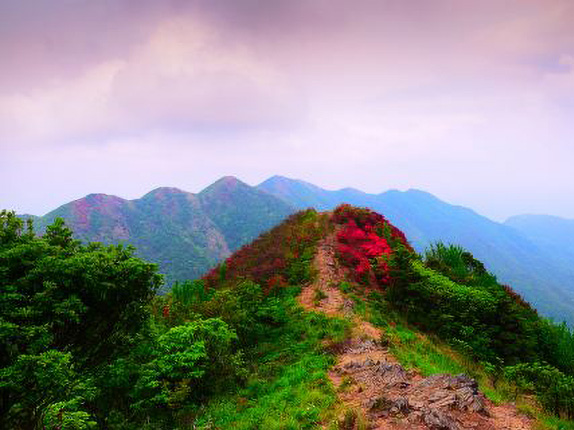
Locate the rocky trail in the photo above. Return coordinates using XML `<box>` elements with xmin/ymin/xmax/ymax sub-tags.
<box><xmin>298</xmin><ymin>231</ymin><xmax>534</xmax><ymax>430</ymax></box>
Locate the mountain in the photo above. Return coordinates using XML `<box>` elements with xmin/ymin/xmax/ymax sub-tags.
<box><xmin>19</xmin><ymin>175</ymin><xmax>574</xmax><ymax>323</ymax></box>
<box><xmin>30</xmin><ymin>177</ymin><xmax>296</xmax><ymax>286</ymax></box>
<box><xmin>259</xmin><ymin>175</ymin><xmax>374</xmax><ymax>209</ymax></box>
<box><xmin>198</xmin><ymin>176</ymin><xmax>295</xmax><ymax>251</ymax></box>
<box><xmin>258</xmin><ymin>176</ymin><xmax>574</xmax><ymax>324</ymax></box>
<box><xmin>506</xmin><ymin>214</ymin><xmax>574</xmax><ymax>261</ymax></box>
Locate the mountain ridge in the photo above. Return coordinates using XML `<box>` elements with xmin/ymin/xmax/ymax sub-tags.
<box><xmin>7</xmin><ymin>205</ymin><xmax>574</xmax><ymax>428</ymax></box>
<box><xmin>256</xmin><ymin>176</ymin><xmax>574</xmax><ymax>325</ymax></box>
<box><xmin>28</xmin><ymin>176</ymin><xmax>296</xmax><ymax>286</ymax></box>
<box><xmin>196</xmin><ymin>204</ymin><xmax>574</xmax><ymax>428</ymax></box>
<box><xmin>16</xmin><ymin>175</ymin><xmax>574</xmax><ymax>324</ymax></box>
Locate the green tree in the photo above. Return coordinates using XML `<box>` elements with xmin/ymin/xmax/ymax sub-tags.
<box><xmin>132</xmin><ymin>318</ymin><xmax>244</xmax><ymax>422</ymax></box>
<box><xmin>0</xmin><ymin>211</ymin><xmax>162</xmax><ymax>428</ymax></box>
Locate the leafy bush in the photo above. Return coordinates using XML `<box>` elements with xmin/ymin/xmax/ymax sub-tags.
<box><xmin>424</xmin><ymin>242</ymin><xmax>493</xmax><ymax>286</ymax></box>
<box><xmin>132</xmin><ymin>318</ymin><xmax>244</xmax><ymax>414</ymax></box>
<box><xmin>0</xmin><ymin>210</ymin><xmax>161</xmax><ymax>429</ymax></box>
<box><xmin>0</xmin><ymin>350</ymin><xmax>95</xmax><ymax>429</ymax></box>
<box><xmin>42</xmin><ymin>399</ymin><xmax>97</xmax><ymax>430</ymax></box>
<box><xmin>388</xmin><ymin>257</ymin><xmax>544</xmax><ymax>364</ymax></box>
<box><xmin>171</xmin><ymin>279</ymin><xmax>213</xmax><ymax>306</ymax></box>
<box><xmin>505</xmin><ymin>362</ymin><xmax>574</xmax><ymax>418</ymax></box>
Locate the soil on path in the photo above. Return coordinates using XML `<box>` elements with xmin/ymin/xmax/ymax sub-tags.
<box><xmin>299</xmin><ymin>230</ymin><xmax>534</xmax><ymax>430</ymax></box>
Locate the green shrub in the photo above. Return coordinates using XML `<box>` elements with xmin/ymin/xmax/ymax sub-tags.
<box><xmin>132</xmin><ymin>318</ymin><xmax>244</xmax><ymax>414</ymax></box>
<box><xmin>0</xmin><ymin>211</ymin><xmax>161</xmax><ymax>429</ymax></box>
<box><xmin>505</xmin><ymin>362</ymin><xmax>574</xmax><ymax>418</ymax></box>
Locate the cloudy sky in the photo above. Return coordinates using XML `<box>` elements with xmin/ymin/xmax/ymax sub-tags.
<box><xmin>1</xmin><ymin>0</ymin><xmax>573</xmax><ymax>221</ymax></box>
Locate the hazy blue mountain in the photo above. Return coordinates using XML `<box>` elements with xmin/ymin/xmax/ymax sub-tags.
<box><xmin>30</xmin><ymin>178</ymin><xmax>296</xmax><ymax>286</ymax></box>
<box><xmin>506</xmin><ymin>214</ymin><xmax>574</xmax><ymax>260</ymax></box>
<box><xmin>257</xmin><ymin>176</ymin><xmax>370</xmax><ymax>211</ymax></box>
<box><xmin>259</xmin><ymin>175</ymin><xmax>374</xmax><ymax>209</ymax></box>
<box><xmin>258</xmin><ymin>176</ymin><xmax>574</xmax><ymax>324</ymax></box>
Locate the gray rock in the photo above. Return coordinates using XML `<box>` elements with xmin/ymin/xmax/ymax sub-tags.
<box><xmin>365</xmin><ymin>396</ymin><xmax>410</xmax><ymax>417</ymax></box>
<box><xmin>422</xmin><ymin>408</ymin><xmax>460</xmax><ymax>430</ymax></box>
<box><xmin>417</xmin><ymin>373</ymin><xmax>487</xmax><ymax>415</ymax></box>
<box><xmin>343</xmin><ymin>360</ymin><xmax>363</xmax><ymax>370</ymax></box>
<box><xmin>375</xmin><ymin>363</ymin><xmax>410</xmax><ymax>388</ymax></box>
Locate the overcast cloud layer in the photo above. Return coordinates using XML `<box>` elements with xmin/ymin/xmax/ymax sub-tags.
<box><xmin>1</xmin><ymin>0</ymin><xmax>573</xmax><ymax>220</ymax></box>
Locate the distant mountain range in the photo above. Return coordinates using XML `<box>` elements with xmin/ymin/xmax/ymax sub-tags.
<box><xmin>505</xmin><ymin>214</ymin><xmax>574</xmax><ymax>264</ymax></box>
<box><xmin>26</xmin><ymin>176</ymin><xmax>295</xmax><ymax>287</ymax></box>
<box><xmin>18</xmin><ymin>175</ymin><xmax>574</xmax><ymax>324</ymax></box>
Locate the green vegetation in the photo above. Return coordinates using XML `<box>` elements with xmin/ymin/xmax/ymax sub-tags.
<box><xmin>335</xmin><ymin>409</ymin><xmax>369</xmax><ymax>430</ymax></box>
<box><xmin>190</xmin><ymin>293</ymin><xmax>349</xmax><ymax>429</ymax></box>
<box><xmin>4</xmin><ymin>203</ymin><xmax>574</xmax><ymax>429</ymax></box>
<box><xmin>385</xmin><ymin>242</ymin><xmax>574</xmax><ymax>419</ymax></box>
<box><xmin>331</xmin><ymin>205</ymin><xmax>574</xmax><ymax>424</ymax></box>
<box><xmin>1</xmin><ymin>209</ymin><xmax>352</xmax><ymax>429</ymax></box>
<box><xmin>313</xmin><ymin>288</ymin><xmax>328</xmax><ymax>305</ymax></box>
<box><xmin>0</xmin><ymin>210</ymin><xmax>161</xmax><ymax>429</ymax></box>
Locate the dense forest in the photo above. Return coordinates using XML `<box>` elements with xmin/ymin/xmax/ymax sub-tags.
<box><xmin>2</xmin><ymin>206</ymin><xmax>574</xmax><ymax>429</ymax></box>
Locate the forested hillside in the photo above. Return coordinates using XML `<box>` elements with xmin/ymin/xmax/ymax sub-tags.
<box><xmin>29</xmin><ymin>177</ymin><xmax>295</xmax><ymax>286</ymax></box>
<box><xmin>2</xmin><ymin>207</ymin><xmax>574</xmax><ymax>429</ymax></box>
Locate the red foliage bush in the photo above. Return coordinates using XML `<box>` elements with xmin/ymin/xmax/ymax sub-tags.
<box><xmin>333</xmin><ymin>204</ymin><xmax>413</xmax><ymax>286</ymax></box>
<box><xmin>203</xmin><ymin>210</ymin><xmax>327</xmax><ymax>291</ymax></box>
<box><xmin>502</xmin><ymin>284</ymin><xmax>536</xmax><ymax>312</ymax></box>
<box><xmin>265</xmin><ymin>274</ymin><xmax>289</xmax><ymax>295</ymax></box>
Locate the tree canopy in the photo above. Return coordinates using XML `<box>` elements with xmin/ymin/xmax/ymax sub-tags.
<box><xmin>0</xmin><ymin>210</ymin><xmax>161</xmax><ymax>429</ymax></box>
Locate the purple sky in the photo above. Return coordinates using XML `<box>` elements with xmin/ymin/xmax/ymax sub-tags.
<box><xmin>1</xmin><ymin>0</ymin><xmax>573</xmax><ymax>221</ymax></box>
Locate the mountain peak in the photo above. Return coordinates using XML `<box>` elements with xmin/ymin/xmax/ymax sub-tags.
<box><xmin>261</xmin><ymin>175</ymin><xmax>311</xmax><ymax>185</ymax></box>
<box><xmin>218</xmin><ymin>175</ymin><xmax>241</xmax><ymax>184</ymax></box>
<box><xmin>141</xmin><ymin>187</ymin><xmax>190</xmax><ymax>200</ymax></box>
<box><xmin>261</xmin><ymin>174</ymin><xmax>285</xmax><ymax>183</ymax></box>
<box><xmin>201</xmin><ymin>176</ymin><xmax>251</xmax><ymax>196</ymax></box>
<box><xmin>259</xmin><ymin>175</ymin><xmax>326</xmax><ymax>192</ymax></box>
<box><xmin>379</xmin><ymin>188</ymin><xmax>440</xmax><ymax>202</ymax></box>
<box><xmin>80</xmin><ymin>193</ymin><xmax>126</xmax><ymax>207</ymax></box>
<box><xmin>260</xmin><ymin>175</ymin><xmax>296</xmax><ymax>185</ymax></box>
<box><xmin>84</xmin><ymin>192</ymin><xmax>122</xmax><ymax>200</ymax></box>
<box><xmin>338</xmin><ymin>187</ymin><xmax>363</xmax><ymax>195</ymax></box>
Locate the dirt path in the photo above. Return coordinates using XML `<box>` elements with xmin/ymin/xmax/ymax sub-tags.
<box><xmin>299</xmin><ymin>232</ymin><xmax>348</xmax><ymax>317</ymax></box>
<box><xmin>299</xmin><ymin>231</ymin><xmax>534</xmax><ymax>430</ymax></box>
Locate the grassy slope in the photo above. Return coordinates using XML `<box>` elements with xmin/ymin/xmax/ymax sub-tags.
<box><xmin>177</xmin><ymin>206</ymin><xmax>574</xmax><ymax>429</ymax></box>
<box><xmin>190</xmin><ymin>210</ymin><xmax>352</xmax><ymax>429</ymax></box>
<box><xmin>194</xmin><ymin>291</ymin><xmax>350</xmax><ymax>430</ymax></box>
